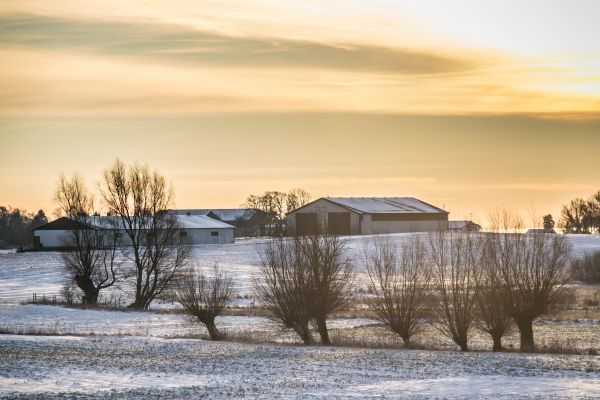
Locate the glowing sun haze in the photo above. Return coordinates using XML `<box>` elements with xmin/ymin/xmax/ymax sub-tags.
<box><xmin>1</xmin><ymin>0</ymin><xmax>599</xmax><ymax>225</ymax></box>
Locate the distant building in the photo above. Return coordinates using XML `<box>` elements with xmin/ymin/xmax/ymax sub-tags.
<box><xmin>32</xmin><ymin>215</ymin><xmax>234</xmax><ymax>250</ymax></box>
<box><xmin>448</xmin><ymin>220</ymin><xmax>481</xmax><ymax>232</ymax></box>
<box><xmin>286</xmin><ymin>197</ymin><xmax>448</xmax><ymax>235</ymax></box>
<box><xmin>172</xmin><ymin>209</ymin><xmax>271</xmax><ymax>237</ymax></box>
<box><xmin>525</xmin><ymin>228</ymin><xmax>556</xmax><ymax>234</ymax></box>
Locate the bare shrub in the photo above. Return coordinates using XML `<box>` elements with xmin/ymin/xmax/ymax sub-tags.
<box><xmin>429</xmin><ymin>231</ymin><xmax>482</xmax><ymax>352</ymax></box>
<box><xmin>571</xmin><ymin>251</ymin><xmax>600</xmax><ymax>284</ymax></box>
<box><xmin>176</xmin><ymin>265</ymin><xmax>234</xmax><ymax>340</ymax></box>
<box><xmin>366</xmin><ymin>236</ymin><xmax>431</xmax><ymax>345</ymax></box>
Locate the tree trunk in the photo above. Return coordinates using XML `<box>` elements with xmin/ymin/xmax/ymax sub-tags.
<box><xmin>295</xmin><ymin>323</ymin><xmax>315</xmax><ymax>345</ymax></box>
<box><xmin>75</xmin><ymin>275</ymin><xmax>99</xmax><ymax>305</ymax></box>
<box><xmin>316</xmin><ymin>316</ymin><xmax>331</xmax><ymax>345</ymax></box>
<box><xmin>401</xmin><ymin>334</ymin><xmax>411</xmax><ymax>346</ymax></box>
<box><xmin>205</xmin><ymin>319</ymin><xmax>222</xmax><ymax>341</ymax></box>
<box><xmin>517</xmin><ymin>319</ymin><xmax>536</xmax><ymax>352</ymax></box>
<box><xmin>492</xmin><ymin>333</ymin><xmax>503</xmax><ymax>352</ymax></box>
<box><xmin>457</xmin><ymin>337</ymin><xmax>469</xmax><ymax>352</ymax></box>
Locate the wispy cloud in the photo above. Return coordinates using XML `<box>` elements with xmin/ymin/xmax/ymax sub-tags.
<box><xmin>0</xmin><ymin>13</ymin><xmax>475</xmax><ymax>75</ymax></box>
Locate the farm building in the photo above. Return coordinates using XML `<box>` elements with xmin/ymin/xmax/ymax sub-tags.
<box><xmin>33</xmin><ymin>215</ymin><xmax>234</xmax><ymax>250</ymax></box>
<box><xmin>448</xmin><ymin>220</ymin><xmax>481</xmax><ymax>232</ymax></box>
<box><xmin>287</xmin><ymin>197</ymin><xmax>449</xmax><ymax>236</ymax></box>
<box><xmin>172</xmin><ymin>208</ymin><xmax>271</xmax><ymax>237</ymax></box>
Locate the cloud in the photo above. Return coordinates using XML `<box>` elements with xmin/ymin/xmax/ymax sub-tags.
<box><xmin>0</xmin><ymin>13</ymin><xmax>476</xmax><ymax>75</ymax></box>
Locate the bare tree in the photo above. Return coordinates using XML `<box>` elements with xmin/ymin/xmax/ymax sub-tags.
<box><xmin>55</xmin><ymin>173</ymin><xmax>120</xmax><ymax>305</ymax></box>
<box><xmin>366</xmin><ymin>236</ymin><xmax>431</xmax><ymax>345</ymax></box>
<box><xmin>487</xmin><ymin>229</ymin><xmax>571</xmax><ymax>352</ymax></box>
<box><xmin>429</xmin><ymin>231</ymin><xmax>482</xmax><ymax>352</ymax></box>
<box><xmin>296</xmin><ymin>232</ymin><xmax>353</xmax><ymax>345</ymax></box>
<box><xmin>176</xmin><ymin>265</ymin><xmax>234</xmax><ymax>340</ymax></box>
<box><xmin>99</xmin><ymin>160</ymin><xmax>190</xmax><ymax>310</ymax></box>
<box><xmin>256</xmin><ymin>238</ymin><xmax>315</xmax><ymax>344</ymax></box>
<box><xmin>286</xmin><ymin>188</ymin><xmax>312</xmax><ymax>213</ymax></box>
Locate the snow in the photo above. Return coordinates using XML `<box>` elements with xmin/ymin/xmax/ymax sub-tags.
<box><xmin>1</xmin><ymin>335</ymin><xmax>600</xmax><ymax>399</ymax></box>
<box><xmin>2</xmin><ymin>233</ymin><xmax>598</xmax><ymax>306</ymax></box>
<box><xmin>325</xmin><ymin>197</ymin><xmax>446</xmax><ymax>213</ymax></box>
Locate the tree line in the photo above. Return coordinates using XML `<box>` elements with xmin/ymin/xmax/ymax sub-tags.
<box><xmin>560</xmin><ymin>190</ymin><xmax>600</xmax><ymax>234</ymax></box>
<box><xmin>176</xmin><ymin>210</ymin><xmax>571</xmax><ymax>353</ymax></box>
<box><xmin>0</xmin><ymin>206</ymin><xmax>48</xmax><ymax>249</ymax></box>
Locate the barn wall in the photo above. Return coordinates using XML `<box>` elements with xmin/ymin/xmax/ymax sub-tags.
<box><xmin>362</xmin><ymin>217</ymin><xmax>448</xmax><ymax>234</ymax></box>
<box><xmin>287</xmin><ymin>199</ymin><xmax>360</xmax><ymax>235</ymax></box>
<box><xmin>184</xmin><ymin>228</ymin><xmax>234</xmax><ymax>244</ymax></box>
<box><xmin>34</xmin><ymin>230</ymin><xmax>72</xmax><ymax>248</ymax></box>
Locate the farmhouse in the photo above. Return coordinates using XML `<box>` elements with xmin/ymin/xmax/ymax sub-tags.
<box><xmin>173</xmin><ymin>208</ymin><xmax>271</xmax><ymax>237</ymax></box>
<box><xmin>33</xmin><ymin>215</ymin><xmax>235</xmax><ymax>250</ymax></box>
<box><xmin>287</xmin><ymin>197</ymin><xmax>449</xmax><ymax>235</ymax></box>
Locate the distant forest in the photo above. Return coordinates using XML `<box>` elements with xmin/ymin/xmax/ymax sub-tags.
<box><xmin>0</xmin><ymin>206</ymin><xmax>48</xmax><ymax>249</ymax></box>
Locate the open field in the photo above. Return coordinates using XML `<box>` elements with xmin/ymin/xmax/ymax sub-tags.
<box><xmin>2</xmin><ymin>233</ymin><xmax>600</xmax><ymax>305</ymax></box>
<box><xmin>1</xmin><ymin>233</ymin><xmax>600</xmax><ymax>398</ymax></box>
<box><xmin>2</xmin><ymin>334</ymin><xmax>600</xmax><ymax>399</ymax></box>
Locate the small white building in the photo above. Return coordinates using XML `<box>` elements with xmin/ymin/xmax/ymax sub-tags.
<box><xmin>33</xmin><ymin>215</ymin><xmax>235</xmax><ymax>250</ymax></box>
<box><xmin>175</xmin><ymin>215</ymin><xmax>235</xmax><ymax>244</ymax></box>
<box><xmin>287</xmin><ymin>197</ymin><xmax>448</xmax><ymax>235</ymax></box>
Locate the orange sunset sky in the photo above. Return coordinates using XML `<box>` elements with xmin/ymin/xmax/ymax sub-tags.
<box><xmin>1</xmin><ymin>1</ymin><xmax>599</xmax><ymax>225</ymax></box>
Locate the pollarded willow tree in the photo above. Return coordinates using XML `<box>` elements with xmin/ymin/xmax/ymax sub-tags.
<box><xmin>366</xmin><ymin>236</ymin><xmax>431</xmax><ymax>345</ymax></box>
<box><xmin>99</xmin><ymin>159</ymin><xmax>190</xmax><ymax>310</ymax></box>
<box><xmin>429</xmin><ymin>230</ymin><xmax>483</xmax><ymax>352</ymax></box>
<box><xmin>487</xmin><ymin>229</ymin><xmax>571</xmax><ymax>352</ymax></box>
<box><xmin>257</xmin><ymin>238</ymin><xmax>315</xmax><ymax>344</ymax></box>
<box><xmin>55</xmin><ymin>173</ymin><xmax>120</xmax><ymax>305</ymax></box>
<box><xmin>176</xmin><ymin>264</ymin><xmax>235</xmax><ymax>340</ymax></box>
<box><xmin>295</xmin><ymin>232</ymin><xmax>353</xmax><ymax>345</ymax></box>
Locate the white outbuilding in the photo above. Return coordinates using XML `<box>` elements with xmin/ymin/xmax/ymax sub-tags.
<box><xmin>33</xmin><ymin>215</ymin><xmax>235</xmax><ymax>250</ymax></box>
<box><xmin>286</xmin><ymin>197</ymin><xmax>449</xmax><ymax>235</ymax></box>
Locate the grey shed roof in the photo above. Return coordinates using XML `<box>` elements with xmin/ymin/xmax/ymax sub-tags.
<box><xmin>323</xmin><ymin>197</ymin><xmax>448</xmax><ymax>214</ymax></box>
<box><xmin>173</xmin><ymin>209</ymin><xmax>261</xmax><ymax>222</ymax></box>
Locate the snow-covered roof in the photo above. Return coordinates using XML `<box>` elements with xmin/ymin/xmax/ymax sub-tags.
<box><xmin>323</xmin><ymin>197</ymin><xmax>447</xmax><ymax>214</ymax></box>
<box><xmin>41</xmin><ymin>215</ymin><xmax>234</xmax><ymax>231</ymax></box>
<box><xmin>172</xmin><ymin>209</ymin><xmax>261</xmax><ymax>222</ymax></box>
<box><xmin>175</xmin><ymin>215</ymin><xmax>234</xmax><ymax>229</ymax></box>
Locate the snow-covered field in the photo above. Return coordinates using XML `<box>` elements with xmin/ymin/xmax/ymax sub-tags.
<box><xmin>1</xmin><ymin>334</ymin><xmax>600</xmax><ymax>399</ymax></box>
<box><xmin>1</xmin><ymin>234</ymin><xmax>600</xmax><ymax>398</ymax></box>
<box><xmin>2</xmin><ymin>233</ymin><xmax>600</xmax><ymax>305</ymax></box>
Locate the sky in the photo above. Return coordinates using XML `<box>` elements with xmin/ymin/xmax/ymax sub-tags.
<box><xmin>1</xmin><ymin>0</ymin><xmax>599</xmax><ymax>226</ymax></box>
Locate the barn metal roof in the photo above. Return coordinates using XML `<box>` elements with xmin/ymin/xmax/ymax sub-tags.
<box><xmin>175</xmin><ymin>215</ymin><xmax>234</xmax><ymax>229</ymax></box>
<box><xmin>35</xmin><ymin>215</ymin><xmax>234</xmax><ymax>231</ymax></box>
<box><xmin>172</xmin><ymin>209</ymin><xmax>262</xmax><ymax>222</ymax></box>
<box><xmin>323</xmin><ymin>197</ymin><xmax>448</xmax><ymax>214</ymax></box>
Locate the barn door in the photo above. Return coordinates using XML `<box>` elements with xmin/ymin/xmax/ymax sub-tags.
<box><xmin>328</xmin><ymin>212</ymin><xmax>351</xmax><ymax>235</ymax></box>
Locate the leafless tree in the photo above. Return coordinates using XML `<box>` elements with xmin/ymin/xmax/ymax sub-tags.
<box><xmin>366</xmin><ymin>236</ymin><xmax>431</xmax><ymax>345</ymax></box>
<box><xmin>176</xmin><ymin>265</ymin><xmax>234</xmax><ymax>340</ymax></box>
<box><xmin>486</xmin><ymin>227</ymin><xmax>572</xmax><ymax>352</ymax></box>
<box><xmin>429</xmin><ymin>231</ymin><xmax>482</xmax><ymax>352</ymax></box>
<box><xmin>99</xmin><ymin>160</ymin><xmax>190</xmax><ymax>310</ymax></box>
<box><xmin>256</xmin><ymin>238</ymin><xmax>315</xmax><ymax>344</ymax></box>
<box><xmin>286</xmin><ymin>188</ymin><xmax>312</xmax><ymax>213</ymax></box>
<box><xmin>295</xmin><ymin>232</ymin><xmax>353</xmax><ymax>345</ymax></box>
<box><xmin>55</xmin><ymin>173</ymin><xmax>120</xmax><ymax>305</ymax></box>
